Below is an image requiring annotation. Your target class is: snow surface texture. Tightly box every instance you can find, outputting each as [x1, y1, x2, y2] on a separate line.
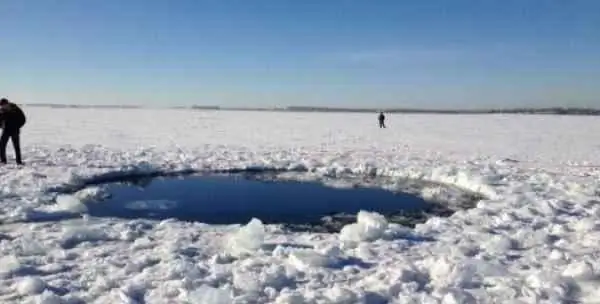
[1, 107, 600, 303]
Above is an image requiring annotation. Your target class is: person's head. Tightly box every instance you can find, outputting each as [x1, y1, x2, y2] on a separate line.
[0, 98, 10, 110]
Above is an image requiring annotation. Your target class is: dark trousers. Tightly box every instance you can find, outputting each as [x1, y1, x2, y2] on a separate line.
[379, 120, 386, 128]
[0, 128, 22, 164]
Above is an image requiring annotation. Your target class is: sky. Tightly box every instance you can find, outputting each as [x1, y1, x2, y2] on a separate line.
[1, 0, 599, 109]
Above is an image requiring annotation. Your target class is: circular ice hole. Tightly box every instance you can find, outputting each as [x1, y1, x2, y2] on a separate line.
[54, 172, 484, 232]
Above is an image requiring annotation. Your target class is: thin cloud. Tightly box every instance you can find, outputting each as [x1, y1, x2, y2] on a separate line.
[327, 44, 537, 67]
[330, 48, 468, 66]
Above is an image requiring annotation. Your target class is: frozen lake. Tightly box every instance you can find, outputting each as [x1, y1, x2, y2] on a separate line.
[0, 107, 599, 303]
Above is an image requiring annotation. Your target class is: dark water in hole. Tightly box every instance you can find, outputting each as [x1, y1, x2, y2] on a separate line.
[85, 174, 440, 228]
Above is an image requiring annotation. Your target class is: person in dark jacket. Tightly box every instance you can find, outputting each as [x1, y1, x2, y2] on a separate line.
[0, 98, 26, 165]
[378, 112, 386, 128]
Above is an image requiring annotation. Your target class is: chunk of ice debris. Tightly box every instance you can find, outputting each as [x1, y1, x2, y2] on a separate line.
[74, 186, 105, 201]
[17, 276, 47, 295]
[428, 258, 508, 289]
[16, 237, 47, 256]
[562, 261, 595, 280]
[480, 235, 516, 255]
[574, 218, 598, 232]
[53, 194, 88, 214]
[325, 286, 359, 303]
[233, 270, 262, 292]
[0, 255, 21, 278]
[441, 289, 477, 304]
[288, 249, 340, 270]
[60, 226, 111, 249]
[125, 200, 178, 211]
[317, 244, 342, 258]
[37, 290, 64, 304]
[275, 292, 307, 304]
[118, 283, 147, 304]
[186, 285, 232, 304]
[339, 211, 388, 243]
[227, 218, 266, 256]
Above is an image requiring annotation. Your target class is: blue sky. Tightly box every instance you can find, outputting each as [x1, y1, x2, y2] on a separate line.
[1, 0, 599, 108]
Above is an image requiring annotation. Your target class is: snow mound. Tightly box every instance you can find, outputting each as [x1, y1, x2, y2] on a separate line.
[339, 211, 388, 243]
[17, 276, 47, 295]
[226, 218, 266, 256]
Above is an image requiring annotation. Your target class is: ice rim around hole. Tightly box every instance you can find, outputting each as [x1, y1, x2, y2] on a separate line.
[34, 168, 487, 232]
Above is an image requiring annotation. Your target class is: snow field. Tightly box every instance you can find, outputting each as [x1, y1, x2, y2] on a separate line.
[0, 107, 599, 303]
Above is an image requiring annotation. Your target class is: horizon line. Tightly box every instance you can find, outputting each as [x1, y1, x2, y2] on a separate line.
[21, 103, 600, 115]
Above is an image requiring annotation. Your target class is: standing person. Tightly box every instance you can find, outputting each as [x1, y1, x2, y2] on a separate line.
[378, 112, 386, 128]
[0, 98, 26, 165]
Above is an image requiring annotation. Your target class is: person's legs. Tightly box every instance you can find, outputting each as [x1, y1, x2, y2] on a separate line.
[10, 129, 22, 164]
[0, 130, 10, 164]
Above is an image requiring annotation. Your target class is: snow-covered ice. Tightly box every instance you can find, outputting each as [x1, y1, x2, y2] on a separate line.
[0, 107, 599, 303]
[339, 211, 388, 243]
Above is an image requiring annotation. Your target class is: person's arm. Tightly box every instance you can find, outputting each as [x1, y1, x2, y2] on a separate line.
[0, 109, 8, 129]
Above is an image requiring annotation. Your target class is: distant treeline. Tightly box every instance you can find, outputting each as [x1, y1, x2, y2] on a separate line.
[26, 103, 143, 109]
[25, 103, 600, 116]
[281, 106, 600, 115]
